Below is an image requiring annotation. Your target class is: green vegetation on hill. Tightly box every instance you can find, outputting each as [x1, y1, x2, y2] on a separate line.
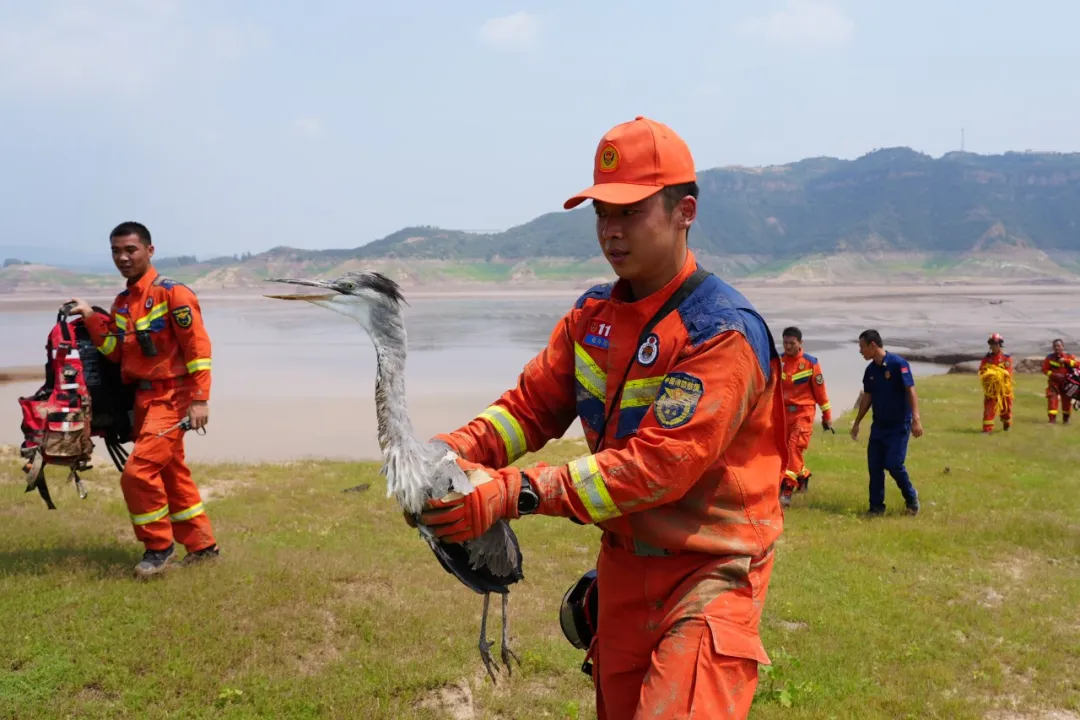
[6, 147, 1080, 292]
[354, 148, 1080, 261]
[1, 374, 1078, 718]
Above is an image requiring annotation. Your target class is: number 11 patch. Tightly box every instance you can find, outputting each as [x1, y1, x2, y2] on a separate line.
[583, 320, 612, 350]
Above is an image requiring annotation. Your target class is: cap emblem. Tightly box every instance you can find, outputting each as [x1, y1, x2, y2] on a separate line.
[598, 143, 620, 173]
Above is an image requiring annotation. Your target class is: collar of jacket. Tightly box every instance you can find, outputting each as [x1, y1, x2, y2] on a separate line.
[126, 265, 160, 295]
[606, 249, 699, 319]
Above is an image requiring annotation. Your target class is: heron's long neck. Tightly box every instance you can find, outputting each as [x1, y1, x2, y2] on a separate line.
[369, 318, 425, 462]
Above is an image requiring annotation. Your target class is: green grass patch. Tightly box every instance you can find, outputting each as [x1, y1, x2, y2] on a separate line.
[1, 374, 1078, 718]
[437, 262, 515, 282]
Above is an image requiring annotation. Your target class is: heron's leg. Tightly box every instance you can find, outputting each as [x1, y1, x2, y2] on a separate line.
[500, 592, 520, 672]
[479, 592, 499, 683]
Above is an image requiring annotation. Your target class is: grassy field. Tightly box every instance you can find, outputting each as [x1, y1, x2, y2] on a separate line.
[1, 373, 1078, 719]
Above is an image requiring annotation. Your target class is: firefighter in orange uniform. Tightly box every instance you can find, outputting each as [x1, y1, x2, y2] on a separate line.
[978, 333, 1013, 433]
[1042, 338, 1078, 424]
[71, 221, 219, 578]
[415, 117, 787, 719]
[779, 326, 832, 507]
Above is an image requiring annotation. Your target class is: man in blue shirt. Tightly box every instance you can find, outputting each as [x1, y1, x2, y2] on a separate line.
[850, 329, 924, 516]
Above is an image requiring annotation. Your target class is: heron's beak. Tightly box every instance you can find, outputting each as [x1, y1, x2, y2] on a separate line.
[264, 277, 336, 302]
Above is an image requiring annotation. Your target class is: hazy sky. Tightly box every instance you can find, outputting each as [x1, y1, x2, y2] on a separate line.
[2, 0, 1078, 259]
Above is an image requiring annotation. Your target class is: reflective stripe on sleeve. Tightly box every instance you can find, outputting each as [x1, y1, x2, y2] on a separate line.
[97, 336, 117, 355]
[820, 402, 831, 413]
[568, 455, 620, 523]
[186, 358, 212, 373]
[479, 405, 527, 463]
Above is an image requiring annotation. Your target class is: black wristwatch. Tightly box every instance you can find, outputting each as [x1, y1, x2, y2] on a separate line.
[518, 475, 540, 515]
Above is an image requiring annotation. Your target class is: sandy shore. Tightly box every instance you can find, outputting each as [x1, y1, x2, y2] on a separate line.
[2, 281, 1076, 467]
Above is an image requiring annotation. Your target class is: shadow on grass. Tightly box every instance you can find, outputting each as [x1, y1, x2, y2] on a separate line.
[796, 498, 864, 518]
[0, 545, 135, 578]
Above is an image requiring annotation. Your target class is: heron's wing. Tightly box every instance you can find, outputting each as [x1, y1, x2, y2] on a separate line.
[467, 520, 524, 580]
[420, 529, 520, 595]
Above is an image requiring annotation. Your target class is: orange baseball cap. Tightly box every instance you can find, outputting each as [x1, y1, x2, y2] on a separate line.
[563, 116, 697, 210]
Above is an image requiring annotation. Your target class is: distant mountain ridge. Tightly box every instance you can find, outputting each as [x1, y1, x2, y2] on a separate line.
[4, 147, 1080, 292]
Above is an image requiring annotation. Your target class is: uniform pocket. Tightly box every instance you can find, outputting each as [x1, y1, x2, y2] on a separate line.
[705, 615, 771, 665]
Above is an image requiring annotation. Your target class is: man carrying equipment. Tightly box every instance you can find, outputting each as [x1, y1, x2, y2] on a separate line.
[978, 333, 1013, 434]
[415, 116, 788, 719]
[70, 222, 220, 577]
[779, 326, 832, 507]
[850, 330, 923, 516]
[1042, 339, 1078, 424]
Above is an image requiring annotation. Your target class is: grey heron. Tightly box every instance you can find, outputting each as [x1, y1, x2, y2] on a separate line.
[265, 271, 524, 682]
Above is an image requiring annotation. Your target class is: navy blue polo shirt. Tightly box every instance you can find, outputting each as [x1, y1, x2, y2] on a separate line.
[862, 351, 915, 428]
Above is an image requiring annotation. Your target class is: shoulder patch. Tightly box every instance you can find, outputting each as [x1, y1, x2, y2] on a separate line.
[118, 289, 130, 297]
[802, 352, 818, 365]
[653, 372, 704, 429]
[574, 282, 613, 310]
[676, 274, 774, 382]
[171, 305, 193, 328]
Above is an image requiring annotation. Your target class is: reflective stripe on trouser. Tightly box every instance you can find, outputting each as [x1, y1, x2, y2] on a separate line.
[122, 386, 216, 552]
[1047, 387, 1071, 419]
[983, 395, 1012, 432]
[782, 411, 814, 488]
[592, 542, 774, 720]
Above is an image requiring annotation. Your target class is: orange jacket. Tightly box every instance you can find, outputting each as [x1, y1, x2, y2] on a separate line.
[84, 266, 213, 402]
[1043, 352, 1078, 385]
[781, 350, 831, 423]
[437, 250, 788, 558]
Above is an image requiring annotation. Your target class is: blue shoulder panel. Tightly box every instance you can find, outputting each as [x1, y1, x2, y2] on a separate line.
[676, 274, 776, 382]
[574, 282, 613, 310]
[802, 352, 818, 365]
[154, 276, 185, 290]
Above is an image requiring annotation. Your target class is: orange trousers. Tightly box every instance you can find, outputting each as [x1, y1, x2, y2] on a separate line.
[1047, 384, 1072, 422]
[122, 386, 215, 553]
[590, 537, 774, 720]
[982, 395, 1012, 433]
[781, 409, 814, 491]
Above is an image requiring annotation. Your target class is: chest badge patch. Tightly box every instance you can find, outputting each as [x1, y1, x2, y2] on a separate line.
[145, 296, 154, 309]
[172, 305, 193, 328]
[653, 372, 704, 429]
[885, 370, 891, 380]
[637, 333, 660, 367]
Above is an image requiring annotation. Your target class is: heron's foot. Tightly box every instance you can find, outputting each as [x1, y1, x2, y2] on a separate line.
[479, 636, 500, 684]
[500, 641, 520, 674]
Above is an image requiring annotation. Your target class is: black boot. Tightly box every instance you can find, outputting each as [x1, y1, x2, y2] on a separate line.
[134, 545, 176, 578]
[181, 544, 221, 567]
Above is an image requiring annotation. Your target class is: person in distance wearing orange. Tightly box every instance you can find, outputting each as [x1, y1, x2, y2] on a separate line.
[71, 222, 220, 578]
[978, 333, 1013, 433]
[1042, 338, 1078, 424]
[415, 117, 788, 719]
[778, 326, 832, 507]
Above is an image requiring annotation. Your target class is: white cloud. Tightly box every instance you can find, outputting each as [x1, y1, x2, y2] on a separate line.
[477, 11, 539, 53]
[0, 1, 268, 96]
[736, 0, 854, 50]
[294, 116, 326, 138]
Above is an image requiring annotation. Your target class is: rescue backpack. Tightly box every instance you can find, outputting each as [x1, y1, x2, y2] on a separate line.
[17, 302, 135, 509]
[1060, 366, 1080, 410]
